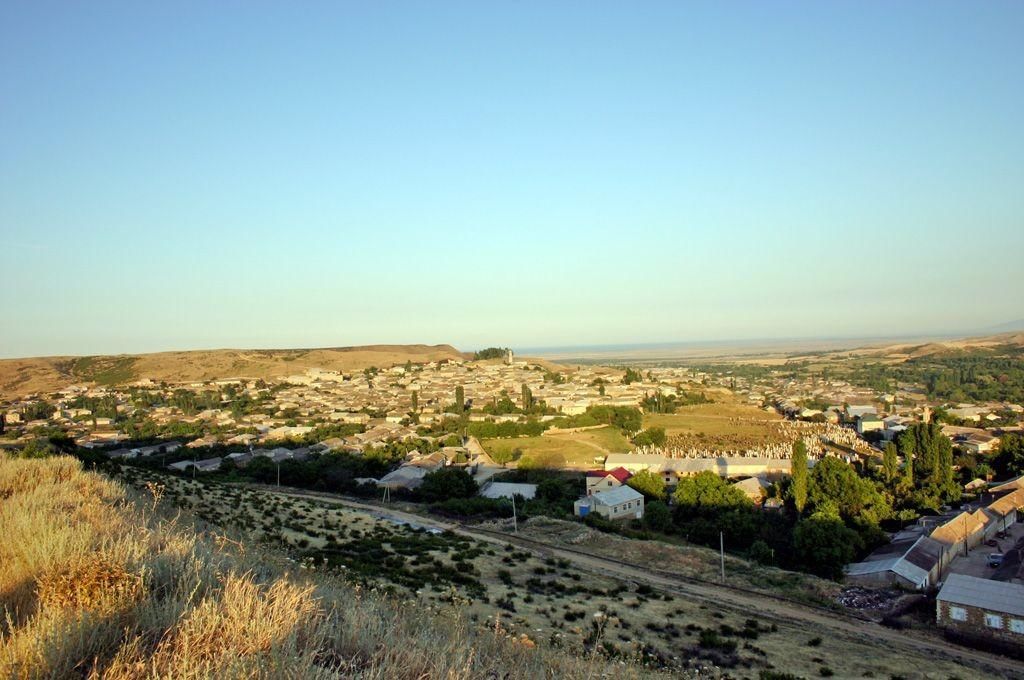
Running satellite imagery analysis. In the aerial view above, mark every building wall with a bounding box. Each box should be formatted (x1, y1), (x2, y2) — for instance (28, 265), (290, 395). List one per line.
(586, 476), (623, 493)
(937, 601), (1024, 645)
(595, 498), (644, 520)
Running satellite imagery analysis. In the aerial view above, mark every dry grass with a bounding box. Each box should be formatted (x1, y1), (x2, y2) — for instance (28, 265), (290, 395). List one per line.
(0, 344), (466, 395)
(0, 456), (654, 679)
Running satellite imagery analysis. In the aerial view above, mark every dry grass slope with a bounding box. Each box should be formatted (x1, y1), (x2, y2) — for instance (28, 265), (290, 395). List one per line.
(0, 344), (468, 396)
(0, 456), (653, 679)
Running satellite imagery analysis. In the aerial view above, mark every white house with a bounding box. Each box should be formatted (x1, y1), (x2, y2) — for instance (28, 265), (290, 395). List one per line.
(574, 485), (644, 521)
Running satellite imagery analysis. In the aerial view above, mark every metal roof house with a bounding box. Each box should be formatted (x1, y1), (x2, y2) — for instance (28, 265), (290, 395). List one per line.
(844, 535), (947, 590)
(937, 574), (1024, 645)
(574, 485), (644, 521)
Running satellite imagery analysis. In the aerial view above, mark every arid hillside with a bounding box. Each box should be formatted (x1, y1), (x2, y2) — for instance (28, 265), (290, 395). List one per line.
(0, 456), (646, 679)
(0, 344), (468, 396)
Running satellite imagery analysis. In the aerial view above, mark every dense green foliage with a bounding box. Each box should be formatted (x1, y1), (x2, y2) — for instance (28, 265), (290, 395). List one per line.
(790, 441), (807, 513)
(625, 469), (665, 500)
(993, 433), (1024, 478)
(632, 427), (666, 447)
(473, 347), (510, 360)
(418, 467), (478, 502)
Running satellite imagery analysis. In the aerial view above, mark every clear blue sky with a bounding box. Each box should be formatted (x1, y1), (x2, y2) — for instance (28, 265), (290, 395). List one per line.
(2, 1), (1022, 358)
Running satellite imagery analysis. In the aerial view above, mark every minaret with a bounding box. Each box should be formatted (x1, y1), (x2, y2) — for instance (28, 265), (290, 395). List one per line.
(504, 348), (514, 365)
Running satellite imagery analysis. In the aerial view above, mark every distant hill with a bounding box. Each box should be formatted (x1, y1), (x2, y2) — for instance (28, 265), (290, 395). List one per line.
(987, 318), (1024, 333)
(0, 344), (468, 396)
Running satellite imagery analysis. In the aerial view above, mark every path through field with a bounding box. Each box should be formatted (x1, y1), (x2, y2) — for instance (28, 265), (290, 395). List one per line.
(259, 485), (1023, 679)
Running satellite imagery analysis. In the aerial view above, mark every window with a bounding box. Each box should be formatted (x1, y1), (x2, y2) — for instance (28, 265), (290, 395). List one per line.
(1010, 619), (1024, 634)
(949, 606), (967, 622)
(984, 613), (1003, 629)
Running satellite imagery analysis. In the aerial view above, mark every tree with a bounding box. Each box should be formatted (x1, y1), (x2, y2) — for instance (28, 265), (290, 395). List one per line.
(521, 384), (533, 410)
(673, 471), (751, 514)
(643, 500), (672, 532)
(455, 385), (465, 414)
(627, 469), (666, 500)
(632, 427), (666, 448)
(808, 456), (890, 524)
(411, 390), (419, 413)
(418, 467), (478, 502)
(790, 440), (808, 513)
(622, 368), (643, 385)
(793, 512), (862, 580)
(882, 442), (899, 484)
(993, 433), (1024, 478)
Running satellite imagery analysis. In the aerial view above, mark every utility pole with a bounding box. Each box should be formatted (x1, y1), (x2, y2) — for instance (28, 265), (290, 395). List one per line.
(276, 461), (280, 488)
(719, 531), (725, 583)
(512, 495), (518, 533)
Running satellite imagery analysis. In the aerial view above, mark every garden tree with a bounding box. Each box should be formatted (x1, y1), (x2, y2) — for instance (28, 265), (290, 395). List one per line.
(521, 384), (533, 410)
(632, 427), (667, 448)
(898, 422), (948, 485)
(641, 392), (679, 414)
(673, 471), (751, 514)
(882, 442), (900, 484)
(897, 422), (958, 504)
(473, 347), (510, 360)
(976, 462), (995, 481)
(584, 406), (643, 433)
(793, 511), (862, 580)
(901, 453), (914, 491)
(411, 390), (418, 413)
(418, 467), (478, 502)
(643, 500), (672, 532)
(808, 456), (891, 524)
(790, 440), (808, 513)
(599, 383), (605, 396)
(626, 469), (666, 500)
(455, 385), (465, 414)
(993, 433), (1024, 478)
(622, 368), (643, 385)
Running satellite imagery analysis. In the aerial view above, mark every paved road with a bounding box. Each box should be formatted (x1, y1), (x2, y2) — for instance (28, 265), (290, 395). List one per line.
(255, 484), (1023, 679)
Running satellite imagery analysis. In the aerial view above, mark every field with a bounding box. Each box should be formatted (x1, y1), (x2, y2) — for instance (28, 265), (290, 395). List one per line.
(101, 465), (1011, 679)
(643, 401), (786, 451)
(0, 456), (642, 679)
(481, 425), (632, 468)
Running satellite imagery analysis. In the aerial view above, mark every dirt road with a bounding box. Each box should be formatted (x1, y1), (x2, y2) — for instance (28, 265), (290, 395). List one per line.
(262, 485), (1023, 679)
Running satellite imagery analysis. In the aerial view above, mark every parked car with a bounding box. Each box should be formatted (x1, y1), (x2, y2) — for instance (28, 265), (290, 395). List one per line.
(988, 553), (1005, 568)
(985, 539), (999, 548)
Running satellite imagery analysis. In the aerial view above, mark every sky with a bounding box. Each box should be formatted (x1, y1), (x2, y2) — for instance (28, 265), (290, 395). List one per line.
(1, 1), (1022, 358)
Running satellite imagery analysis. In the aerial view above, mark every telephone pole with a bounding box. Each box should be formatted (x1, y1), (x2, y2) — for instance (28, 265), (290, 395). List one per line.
(719, 531), (725, 582)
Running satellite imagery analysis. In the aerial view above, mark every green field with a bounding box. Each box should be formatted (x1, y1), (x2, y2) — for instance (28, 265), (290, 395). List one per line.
(481, 425), (631, 468)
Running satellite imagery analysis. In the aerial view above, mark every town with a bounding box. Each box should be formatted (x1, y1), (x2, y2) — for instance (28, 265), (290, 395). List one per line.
(3, 338), (1024, 673)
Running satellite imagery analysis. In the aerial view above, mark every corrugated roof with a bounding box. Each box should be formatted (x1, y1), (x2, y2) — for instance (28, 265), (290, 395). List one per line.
(990, 475), (1024, 494)
(591, 485), (644, 507)
(480, 482), (537, 500)
(937, 574), (1024, 617)
(930, 511), (985, 545)
(845, 557), (900, 576)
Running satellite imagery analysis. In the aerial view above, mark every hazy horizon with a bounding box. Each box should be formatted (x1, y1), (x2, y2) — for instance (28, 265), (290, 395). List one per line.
(2, 2), (1022, 358)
